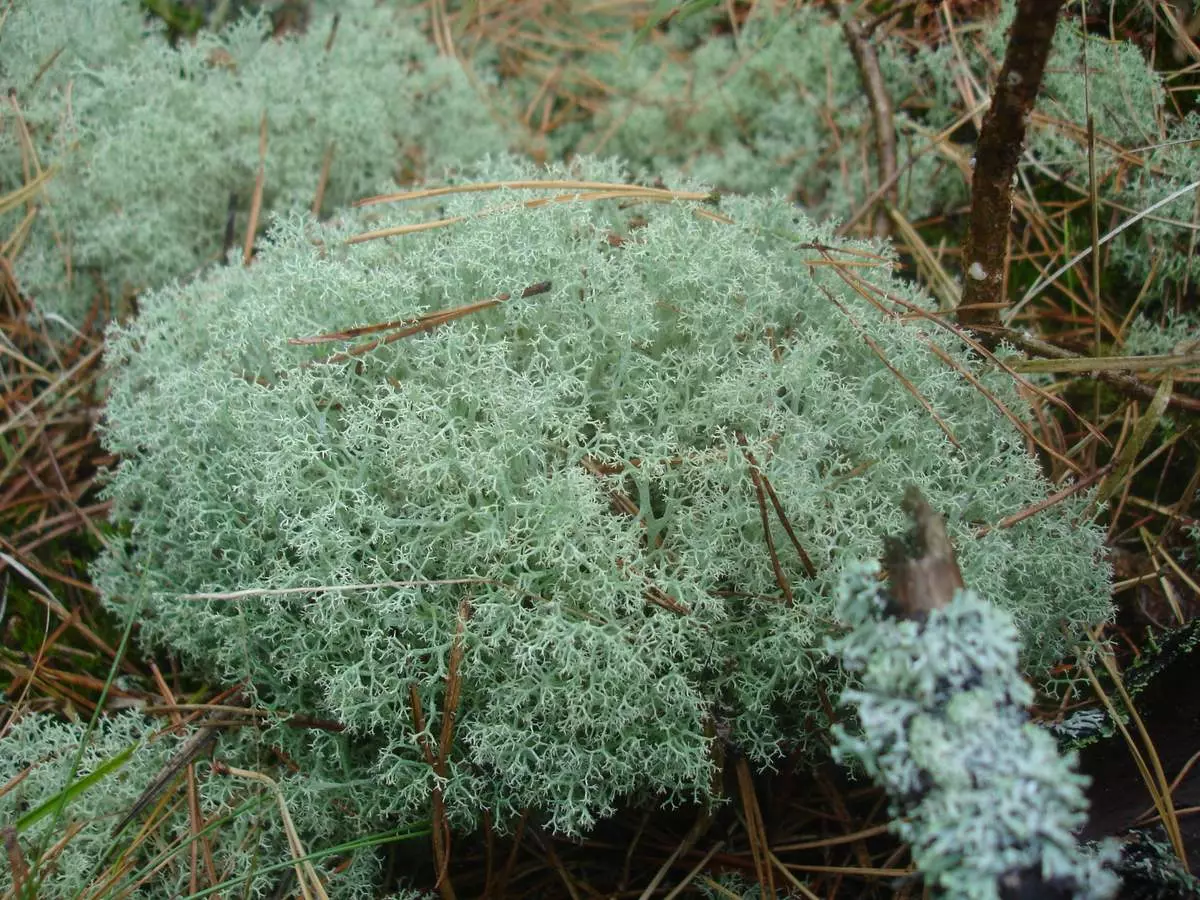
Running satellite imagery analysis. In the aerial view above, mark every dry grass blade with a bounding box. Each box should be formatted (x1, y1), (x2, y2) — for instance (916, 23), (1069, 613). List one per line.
(1139, 527), (1189, 625)
(242, 111), (268, 266)
(147, 664), (217, 894)
(635, 835), (687, 900)
(1010, 350), (1200, 374)
(410, 684), (455, 900)
(349, 184), (714, 245)
(974, 324), (1200, 414)
(813, 282), (962, 450)
(355, 179), (714, 208)
(737, 432), (794, 605)
(736, 431), (817, 581)
(290, 283), (550, 360)
(1081, 630), (1188, 867)
(974, 464), (1110, 536)
(437, 600), (471, 773)
(1132, 748), (1200, 827)
(291, 282), (550, 366)
(828, 259), (1109, 458)
(3, 825), (30, 895)
(776, 861), (912, 877)
(660, 841), (726, 900)
(19, 820), (87, 898)
(1, 344), (102, 436)
(700, 875), (745, 899)
(312, 141), (336, 217)
(836, 5), (898, 238)
(886, 203), (960, 311)
(344, 215), (466, 245)
(1096, 375), (1174, 505)
(110, 699), (244, 839)
(0, 166), (57, 218)
(839, 99), (988, 237)
(759, 474), (817, 579)
(766, 850), (823, 900)
(772, 823), (892, 853)
(1149, 544), (1200, 611)
(735, 755), (775, 897)
(214, 762), (330, 900)
(1008, 177), (1200, 324)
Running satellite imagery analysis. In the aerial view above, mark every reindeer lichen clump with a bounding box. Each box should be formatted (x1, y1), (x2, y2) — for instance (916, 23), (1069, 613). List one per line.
(97, 156), (1112, 834)
(0, 0), (511, 328)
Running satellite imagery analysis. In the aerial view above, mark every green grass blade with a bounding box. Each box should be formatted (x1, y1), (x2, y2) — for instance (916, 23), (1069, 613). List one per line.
(16, 740), (140, 833)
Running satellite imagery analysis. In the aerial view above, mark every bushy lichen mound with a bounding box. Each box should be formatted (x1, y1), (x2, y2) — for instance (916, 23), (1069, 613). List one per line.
(97, 156), (1111, 834)
(1, 0), (512, 328)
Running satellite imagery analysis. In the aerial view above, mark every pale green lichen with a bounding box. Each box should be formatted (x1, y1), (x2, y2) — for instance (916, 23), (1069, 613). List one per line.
(96, 155), (1112, 836)
(0, 710), (397, 899)
(0, 0), (513, 329)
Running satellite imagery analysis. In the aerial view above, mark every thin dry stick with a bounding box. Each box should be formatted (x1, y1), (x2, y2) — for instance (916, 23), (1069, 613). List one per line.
(833, 4), (898, 237)
(959, 0), (1067, 329)
(242, 112), (268, 267)
(214, 762), (330, 900)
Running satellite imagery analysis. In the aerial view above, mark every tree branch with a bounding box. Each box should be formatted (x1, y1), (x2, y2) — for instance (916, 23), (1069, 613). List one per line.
(959, 0), (1067, 329)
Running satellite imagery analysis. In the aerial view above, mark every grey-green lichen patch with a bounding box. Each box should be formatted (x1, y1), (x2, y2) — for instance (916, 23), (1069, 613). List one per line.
(831, 561), (1120, 899)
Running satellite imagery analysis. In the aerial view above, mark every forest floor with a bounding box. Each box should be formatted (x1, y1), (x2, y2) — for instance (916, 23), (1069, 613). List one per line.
(3, 1), (1199, 897)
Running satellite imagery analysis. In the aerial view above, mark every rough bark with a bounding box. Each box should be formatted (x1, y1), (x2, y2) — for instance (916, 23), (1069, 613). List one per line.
(959, 0), (1067, 330)
(883, 486), (964, 619)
